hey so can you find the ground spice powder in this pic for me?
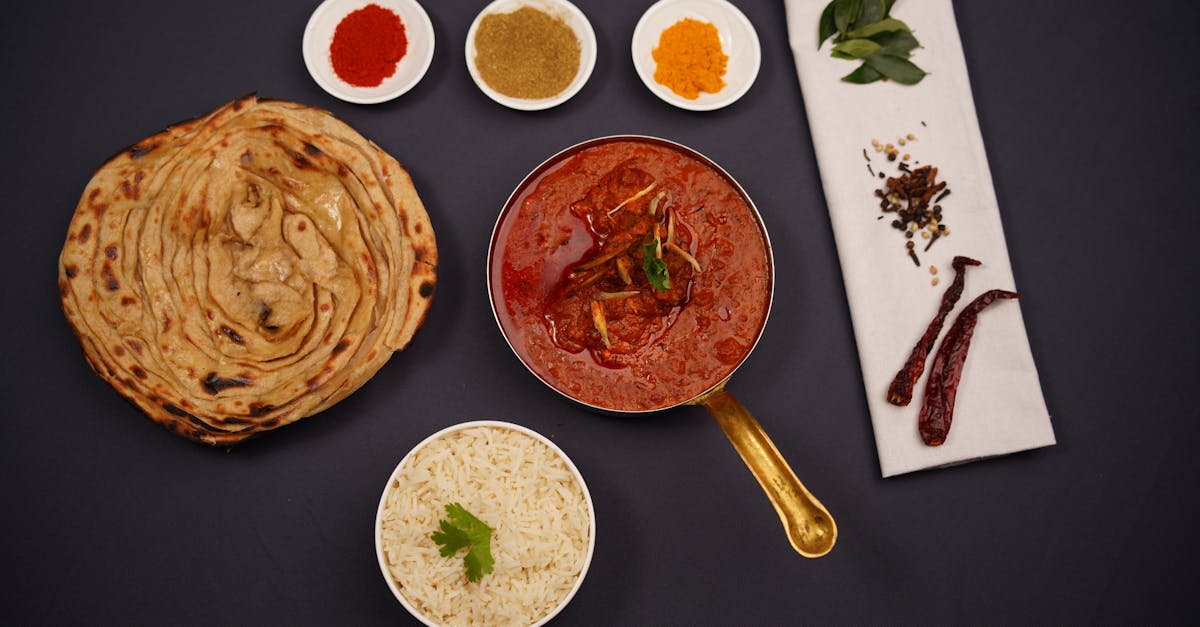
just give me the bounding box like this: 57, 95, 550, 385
330, 4, 408, 87
474, 7, 580, 99
652, 18, 727, 99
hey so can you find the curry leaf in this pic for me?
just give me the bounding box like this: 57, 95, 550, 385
832, 38, 882, 59
858, 0, 887, 26
842, 62, 884, 84
833, 0, 862, 38
847, 17, 911, 39
818, 2, 837, 49
820, 0, 925, 85
865, 53, 928, 85
871, 28, 919, 57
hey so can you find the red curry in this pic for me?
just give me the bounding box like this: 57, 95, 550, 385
490, 138, 772, 411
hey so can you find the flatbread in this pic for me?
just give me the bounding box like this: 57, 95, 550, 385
58, 95, 437, 445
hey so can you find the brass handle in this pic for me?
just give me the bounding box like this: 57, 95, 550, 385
699, 388, 837, 558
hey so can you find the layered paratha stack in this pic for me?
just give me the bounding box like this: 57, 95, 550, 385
58, 96, 437, 445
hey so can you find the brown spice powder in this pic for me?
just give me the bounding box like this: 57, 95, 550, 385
474, 6, 580, 100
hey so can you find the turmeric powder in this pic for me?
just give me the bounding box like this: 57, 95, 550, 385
652, 18, 728, 99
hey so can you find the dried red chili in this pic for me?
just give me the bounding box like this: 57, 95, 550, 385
330, 4, 408, 88
886, 255, 981, 406
918, 289, 1021, 446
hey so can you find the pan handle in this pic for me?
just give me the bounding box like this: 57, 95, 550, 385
698, 387, 837, 558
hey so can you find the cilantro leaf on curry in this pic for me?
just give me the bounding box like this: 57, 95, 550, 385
642, 238, 671, 290
431, 503, 495, 583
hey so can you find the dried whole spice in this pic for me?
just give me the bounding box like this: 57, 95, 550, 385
886, 256, 981, 406
474, 6, 580, 100
866, 136, 956, 266
878, 164, 948, 246
652, 18, 728, 99
918, 289, 1022, 446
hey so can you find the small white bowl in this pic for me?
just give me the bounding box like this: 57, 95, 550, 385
465, 0, 597, 111
631, 0, 761, 111
375, 420, 596, 626
303, 0, 435, 104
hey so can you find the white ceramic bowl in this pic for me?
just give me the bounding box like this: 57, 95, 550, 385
374, 420, 596, 626
303, 0, 435, 104
631, 0, 761, 111
465, 0, 597, 111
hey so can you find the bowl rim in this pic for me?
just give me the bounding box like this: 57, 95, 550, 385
374, 419, 597, 626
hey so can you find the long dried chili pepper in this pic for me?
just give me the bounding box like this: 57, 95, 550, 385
918, 289, 1021, 446
886, 256, 982, 406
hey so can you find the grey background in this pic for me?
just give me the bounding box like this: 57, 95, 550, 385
2, 0, 1197, 624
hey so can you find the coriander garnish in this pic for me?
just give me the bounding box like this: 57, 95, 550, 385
642, 237, 671, 291
431, 503, 495, 583
817, 0, 927, 85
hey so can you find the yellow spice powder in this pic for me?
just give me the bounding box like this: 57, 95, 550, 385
652, 18, 728, 99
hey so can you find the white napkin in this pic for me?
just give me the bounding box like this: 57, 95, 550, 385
783, 0, 1054, 476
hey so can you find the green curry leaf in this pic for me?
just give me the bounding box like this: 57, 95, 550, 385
818, 1, 837, 48
832, 38, 882, 59
846, 17, 910, 40
871, 28, 920, 57
842, 62, 884, 84
818, 0, 926, 85
833, 0, 862, 37
858, 0, 887, 26
864, 53, 928, 85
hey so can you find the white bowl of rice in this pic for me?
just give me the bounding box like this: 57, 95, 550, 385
375, 420, 596, 626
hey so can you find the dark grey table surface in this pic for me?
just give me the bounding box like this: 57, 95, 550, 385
2, 0, 1197, 624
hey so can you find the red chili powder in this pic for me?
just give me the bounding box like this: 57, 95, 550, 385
330, 4, 408, 87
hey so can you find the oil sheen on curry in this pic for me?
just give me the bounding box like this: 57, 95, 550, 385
492, 139, 771, 411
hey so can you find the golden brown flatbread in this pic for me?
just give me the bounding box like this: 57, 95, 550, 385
58, 95, 437, 445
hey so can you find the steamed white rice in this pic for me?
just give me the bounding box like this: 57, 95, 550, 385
377, 424, 593, 626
